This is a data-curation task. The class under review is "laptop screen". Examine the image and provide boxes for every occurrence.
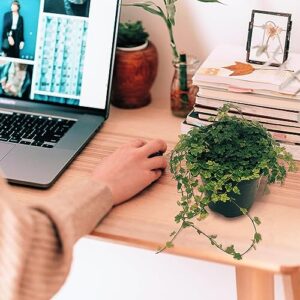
[0,0,120,110]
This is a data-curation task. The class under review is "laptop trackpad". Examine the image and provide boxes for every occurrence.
[0,143,15,161]
[0,145,75,188]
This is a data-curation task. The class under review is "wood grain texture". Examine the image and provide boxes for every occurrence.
[236,267,274,300]
[283,268,300,300]
[10,106,300,275]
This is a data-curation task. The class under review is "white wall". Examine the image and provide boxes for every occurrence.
[121,0,300,108]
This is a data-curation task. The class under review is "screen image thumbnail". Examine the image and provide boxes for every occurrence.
[0,0,41,60]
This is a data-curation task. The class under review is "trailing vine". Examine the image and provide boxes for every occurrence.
[158,104,297,259]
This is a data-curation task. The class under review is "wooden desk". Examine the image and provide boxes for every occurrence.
[12,106,300,300]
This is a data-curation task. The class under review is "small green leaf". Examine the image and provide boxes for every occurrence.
[198,186,205,193]
[253,217,261,226]
[169,231,176,237]
[166,241,174,248]
[233,186,240,194]
[233,253,242,260]
[254,232,262,243]
[197,210,208,221]
[187,212,195,219]
[240,208,248,215]
[225,245,235,254]
[174,213,183,223]
[182,221,192,228]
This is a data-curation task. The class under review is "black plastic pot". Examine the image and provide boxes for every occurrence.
[208,179,260,218]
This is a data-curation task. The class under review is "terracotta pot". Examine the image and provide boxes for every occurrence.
[112,41,158,109]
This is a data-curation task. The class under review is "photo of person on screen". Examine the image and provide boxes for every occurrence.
[0,62,32,98]
[1,0,24,58]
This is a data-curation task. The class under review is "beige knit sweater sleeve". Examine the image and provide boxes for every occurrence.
[0,176,113,300]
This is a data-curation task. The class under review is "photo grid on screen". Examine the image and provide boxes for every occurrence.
[0,0,91,106]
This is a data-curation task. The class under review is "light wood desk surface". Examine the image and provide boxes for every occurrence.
[12,106,300,300]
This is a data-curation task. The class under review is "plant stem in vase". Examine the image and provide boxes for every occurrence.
[179,54,188,104]
[171,55,200,117]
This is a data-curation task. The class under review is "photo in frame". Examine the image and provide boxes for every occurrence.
[246,10,292,67]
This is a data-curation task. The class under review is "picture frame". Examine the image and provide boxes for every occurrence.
[246,10,292,67]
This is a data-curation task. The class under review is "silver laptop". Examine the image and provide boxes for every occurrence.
[0,0,121,188]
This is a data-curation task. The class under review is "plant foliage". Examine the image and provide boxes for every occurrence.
[117,21,149,48]
[158,104,297,259]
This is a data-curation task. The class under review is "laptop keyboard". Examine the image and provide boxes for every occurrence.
[0,111,76,148]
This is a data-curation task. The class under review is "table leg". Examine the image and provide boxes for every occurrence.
[235,266,274,300]
[282,269,300,300]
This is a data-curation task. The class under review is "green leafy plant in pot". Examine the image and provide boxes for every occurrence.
[117,21,149,50]
[112,21,158,109]
[158,104,297,260]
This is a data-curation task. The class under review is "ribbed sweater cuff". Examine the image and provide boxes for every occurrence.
[32,178,113,244]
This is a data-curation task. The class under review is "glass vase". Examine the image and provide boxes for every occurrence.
[171,55,201,118]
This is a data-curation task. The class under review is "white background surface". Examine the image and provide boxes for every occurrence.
[54,238,284,300]
[54,0,299,299]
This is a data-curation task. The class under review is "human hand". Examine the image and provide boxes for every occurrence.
[19,41,24,50]
[8,36,14,46]
[92,139,167,206]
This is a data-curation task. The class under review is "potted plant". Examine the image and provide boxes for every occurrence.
[112,21,158,109]
[123,0,220,116]
[158,104,296,260]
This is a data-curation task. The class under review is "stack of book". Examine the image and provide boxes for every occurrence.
[182,45,300,160]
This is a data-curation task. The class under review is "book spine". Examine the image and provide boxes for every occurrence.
[195,97,300,123]
[196,109,300,144]
[196,107,300,128]
[198,87,300,111]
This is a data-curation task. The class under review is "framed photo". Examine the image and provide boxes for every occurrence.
[246,10,292,67]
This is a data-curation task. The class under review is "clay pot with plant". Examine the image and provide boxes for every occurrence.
[158,104,297,260]
[112,21,158,109]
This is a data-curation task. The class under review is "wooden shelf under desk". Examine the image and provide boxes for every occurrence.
[11,106,300,300]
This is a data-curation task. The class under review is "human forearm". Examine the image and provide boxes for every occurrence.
[0,176,113,300]
[32,177,113,243]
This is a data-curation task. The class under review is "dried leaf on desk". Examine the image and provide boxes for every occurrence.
[224,61,255,76]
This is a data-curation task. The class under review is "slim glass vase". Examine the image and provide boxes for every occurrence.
[170,55,200,118]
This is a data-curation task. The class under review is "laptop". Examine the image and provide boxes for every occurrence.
[0,0,121,188]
